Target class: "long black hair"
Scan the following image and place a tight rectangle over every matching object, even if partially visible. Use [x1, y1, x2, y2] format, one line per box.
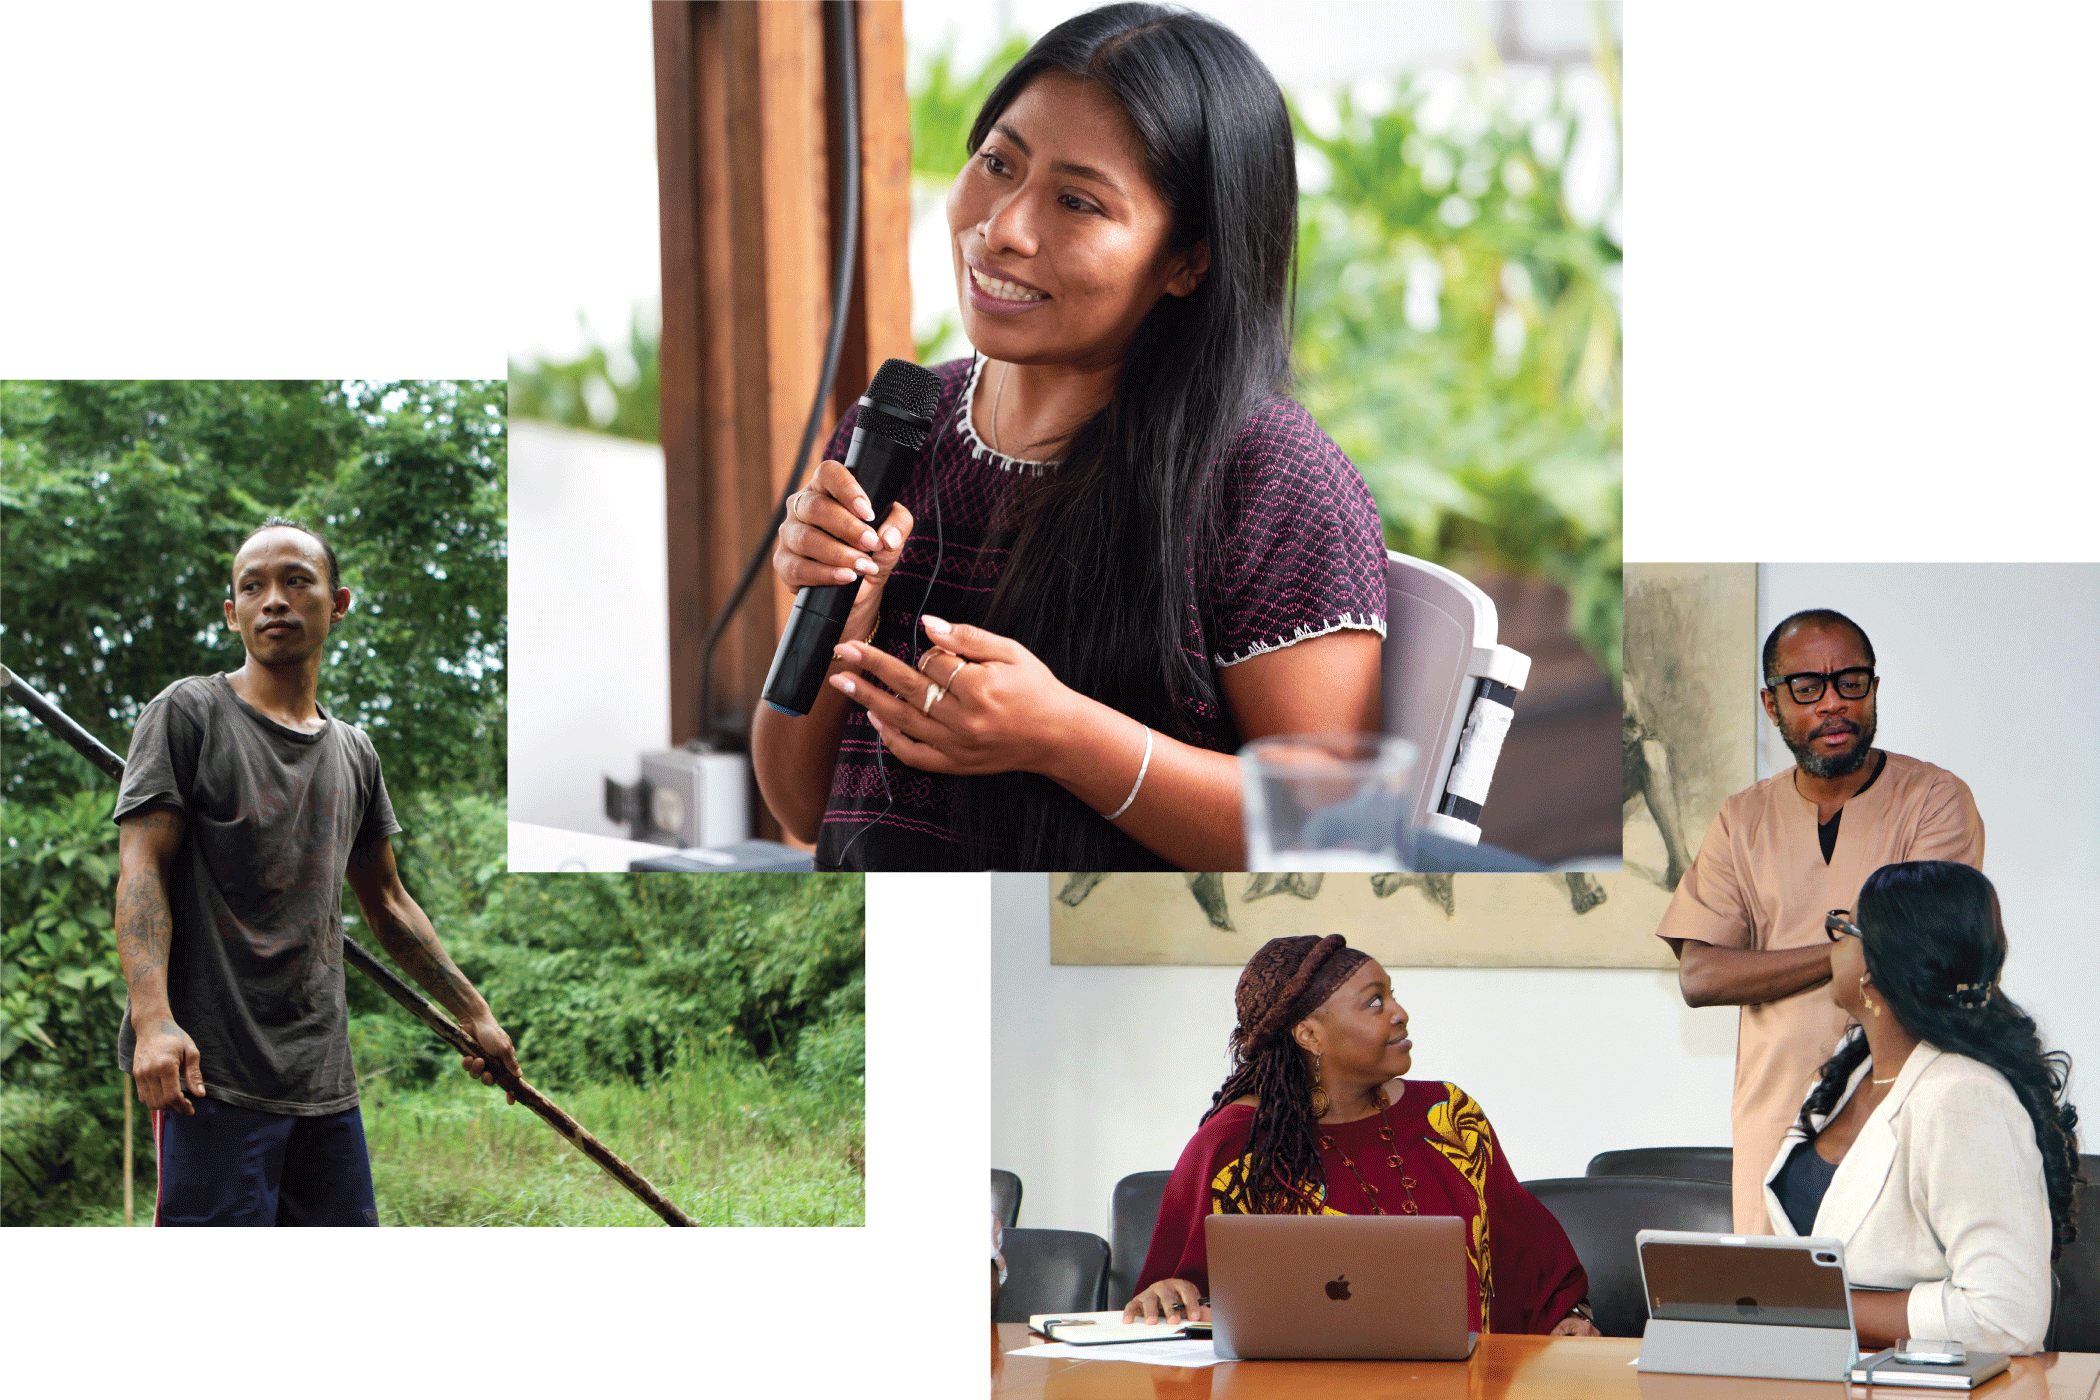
[1799, 861, 2082, 1259]
[953, 3, 1300, 869]
[1203, 1029, 1329, 1214]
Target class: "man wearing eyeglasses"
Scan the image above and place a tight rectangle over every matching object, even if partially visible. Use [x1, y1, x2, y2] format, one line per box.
[1655, 608, 1983, 1233]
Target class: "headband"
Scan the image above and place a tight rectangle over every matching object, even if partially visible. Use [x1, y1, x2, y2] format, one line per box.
[1234, 934, 1369, 1050]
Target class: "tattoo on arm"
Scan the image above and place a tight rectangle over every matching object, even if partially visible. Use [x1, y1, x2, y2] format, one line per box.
[369, 907, 477, 1015]
[115, 868, 172, 988]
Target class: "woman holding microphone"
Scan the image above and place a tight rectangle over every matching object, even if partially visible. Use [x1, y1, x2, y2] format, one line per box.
[753, 4, 1389, 871]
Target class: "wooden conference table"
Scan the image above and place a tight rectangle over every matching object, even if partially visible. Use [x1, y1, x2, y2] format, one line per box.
[993, 1326, 2100, 1400]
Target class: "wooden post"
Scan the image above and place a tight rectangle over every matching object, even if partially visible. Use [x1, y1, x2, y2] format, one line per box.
[123, 1076, 134, 1227]
[654, 1, 913, 836]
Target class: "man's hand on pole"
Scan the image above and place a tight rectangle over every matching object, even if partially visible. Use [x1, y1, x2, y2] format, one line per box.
[132, 1017, 204, 1114]
[460, 1012, 521, 1106]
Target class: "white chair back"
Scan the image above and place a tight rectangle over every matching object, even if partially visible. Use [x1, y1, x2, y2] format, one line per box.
[1383, 551, 1531, 844]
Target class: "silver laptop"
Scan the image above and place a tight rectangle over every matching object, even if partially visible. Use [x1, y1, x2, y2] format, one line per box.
[1204, 1214, 1476, 1360]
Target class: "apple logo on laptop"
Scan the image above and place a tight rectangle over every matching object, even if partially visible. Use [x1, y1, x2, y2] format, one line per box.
[1326, 1275, 1352, 1302]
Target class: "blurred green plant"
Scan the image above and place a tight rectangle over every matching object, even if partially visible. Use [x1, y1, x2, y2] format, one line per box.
[507, 310, 661, 445]
[910, 32, 1031, 185]
[1292, 66, 1621, 679]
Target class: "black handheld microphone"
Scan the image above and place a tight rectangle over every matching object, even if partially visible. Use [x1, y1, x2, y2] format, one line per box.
[761, 358, 945, 717]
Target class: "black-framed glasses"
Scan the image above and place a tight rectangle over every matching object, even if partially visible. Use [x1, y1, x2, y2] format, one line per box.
[1767, 667, 1875, 704]
[1824, 909, 1863, 942]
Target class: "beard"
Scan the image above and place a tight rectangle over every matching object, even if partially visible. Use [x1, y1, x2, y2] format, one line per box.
[1781, 711, 1877, 779]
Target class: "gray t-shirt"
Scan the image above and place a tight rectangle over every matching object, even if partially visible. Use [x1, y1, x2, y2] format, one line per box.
[113, 674, 400, 1115]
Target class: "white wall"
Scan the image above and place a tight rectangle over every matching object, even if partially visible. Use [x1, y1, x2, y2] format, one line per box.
[993, 568, 2100, 1240]
[507, 420, 672, 836]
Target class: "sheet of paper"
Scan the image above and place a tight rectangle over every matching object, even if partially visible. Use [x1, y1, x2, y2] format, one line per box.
[1009, 1338, 1229, 1368]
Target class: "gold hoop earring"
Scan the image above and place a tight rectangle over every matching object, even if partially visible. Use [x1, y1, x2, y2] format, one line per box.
[1859, 975, 1879, 1016]
[1308, 1051, 1329, 1118]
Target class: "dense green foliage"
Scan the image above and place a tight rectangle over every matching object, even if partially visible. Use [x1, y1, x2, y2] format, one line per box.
[349, 804, 867, 1096]
[1, 787, 863, 1224]
[0, 379, 508, 804]
[0, 792, 127, 1221]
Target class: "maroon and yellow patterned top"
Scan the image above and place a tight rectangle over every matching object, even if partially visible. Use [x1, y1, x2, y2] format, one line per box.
[1135, 1080, 1587, 1335]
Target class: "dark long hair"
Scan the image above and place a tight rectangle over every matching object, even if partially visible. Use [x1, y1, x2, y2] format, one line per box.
[1798, 861, 2082, 1259]
[953, 4, 1299, 869]
[1203, 1029, 1328, 1214]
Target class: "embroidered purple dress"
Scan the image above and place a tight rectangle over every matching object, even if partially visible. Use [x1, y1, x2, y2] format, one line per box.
[813, 355, 1387, 870]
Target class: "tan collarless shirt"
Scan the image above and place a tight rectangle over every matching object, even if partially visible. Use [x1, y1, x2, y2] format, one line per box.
[1654, 751, 1984, 1232]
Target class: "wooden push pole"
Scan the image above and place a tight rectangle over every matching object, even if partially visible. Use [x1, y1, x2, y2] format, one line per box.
[1, 664, 695, 1227]
[337, 937, 695, 1226]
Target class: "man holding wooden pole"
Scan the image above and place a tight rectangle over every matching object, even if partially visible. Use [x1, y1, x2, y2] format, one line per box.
[113, 518, 520, 1226]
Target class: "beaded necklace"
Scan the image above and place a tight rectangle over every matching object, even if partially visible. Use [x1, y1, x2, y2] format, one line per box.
[1317, 1087, 1421, 1215]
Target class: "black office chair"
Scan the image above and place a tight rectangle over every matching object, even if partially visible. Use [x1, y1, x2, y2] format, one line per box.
[1522, 1175, 1734, 1337]
[1106, 1169, 1172, 1309]
[991, 1168, 1023, 1231]
[1585, 1146, 1733, 1187]
[994, 1228, 1111, 1323]
[2044, 1154, 2100, 1352]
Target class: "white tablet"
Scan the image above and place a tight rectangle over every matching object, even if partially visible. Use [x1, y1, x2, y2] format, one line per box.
[1634, 1229, 1858, 1382]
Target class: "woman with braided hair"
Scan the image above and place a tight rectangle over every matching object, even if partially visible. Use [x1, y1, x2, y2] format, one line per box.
[1124, 934, 1595, 1336]
[1765, 861, 2080, 1355]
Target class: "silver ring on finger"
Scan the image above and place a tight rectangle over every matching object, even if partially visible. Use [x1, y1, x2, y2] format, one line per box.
[938, 655, 969, 688]
[921, 682, 945, 715]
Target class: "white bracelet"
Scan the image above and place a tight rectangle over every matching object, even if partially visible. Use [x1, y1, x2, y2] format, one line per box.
[1102, 724, 1153, 821]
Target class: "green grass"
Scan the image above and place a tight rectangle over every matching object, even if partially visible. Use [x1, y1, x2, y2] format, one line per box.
[66, 1053, 863, 1227]
[359, 1053, 864, 1227]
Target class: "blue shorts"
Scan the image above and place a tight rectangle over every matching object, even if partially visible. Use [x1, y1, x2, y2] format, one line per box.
[153, 1096, 378, 1227]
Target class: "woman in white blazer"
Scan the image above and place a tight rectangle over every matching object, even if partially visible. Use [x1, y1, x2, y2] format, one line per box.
[1763, 861, 2080, 1355]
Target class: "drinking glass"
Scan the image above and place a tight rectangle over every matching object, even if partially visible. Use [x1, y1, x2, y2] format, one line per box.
[1239, 733, 1417, 871]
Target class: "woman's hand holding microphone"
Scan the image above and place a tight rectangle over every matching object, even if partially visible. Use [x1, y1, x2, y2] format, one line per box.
[777, 458, 1089, 781]
[771, 457, 913, 638]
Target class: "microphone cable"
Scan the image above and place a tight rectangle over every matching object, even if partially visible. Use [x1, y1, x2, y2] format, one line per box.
[695, 0, 860, 751]
[831, 394, 951, 871]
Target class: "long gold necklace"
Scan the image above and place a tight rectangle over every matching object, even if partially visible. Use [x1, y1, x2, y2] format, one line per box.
[1318, 1087, 1420, 1215]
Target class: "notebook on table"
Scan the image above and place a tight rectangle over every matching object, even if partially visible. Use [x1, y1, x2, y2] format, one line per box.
[1026, 1311, 1208, 1345]
[1849, 1347, 2012, 1390]
[1204, 1213, 1475, 1361]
